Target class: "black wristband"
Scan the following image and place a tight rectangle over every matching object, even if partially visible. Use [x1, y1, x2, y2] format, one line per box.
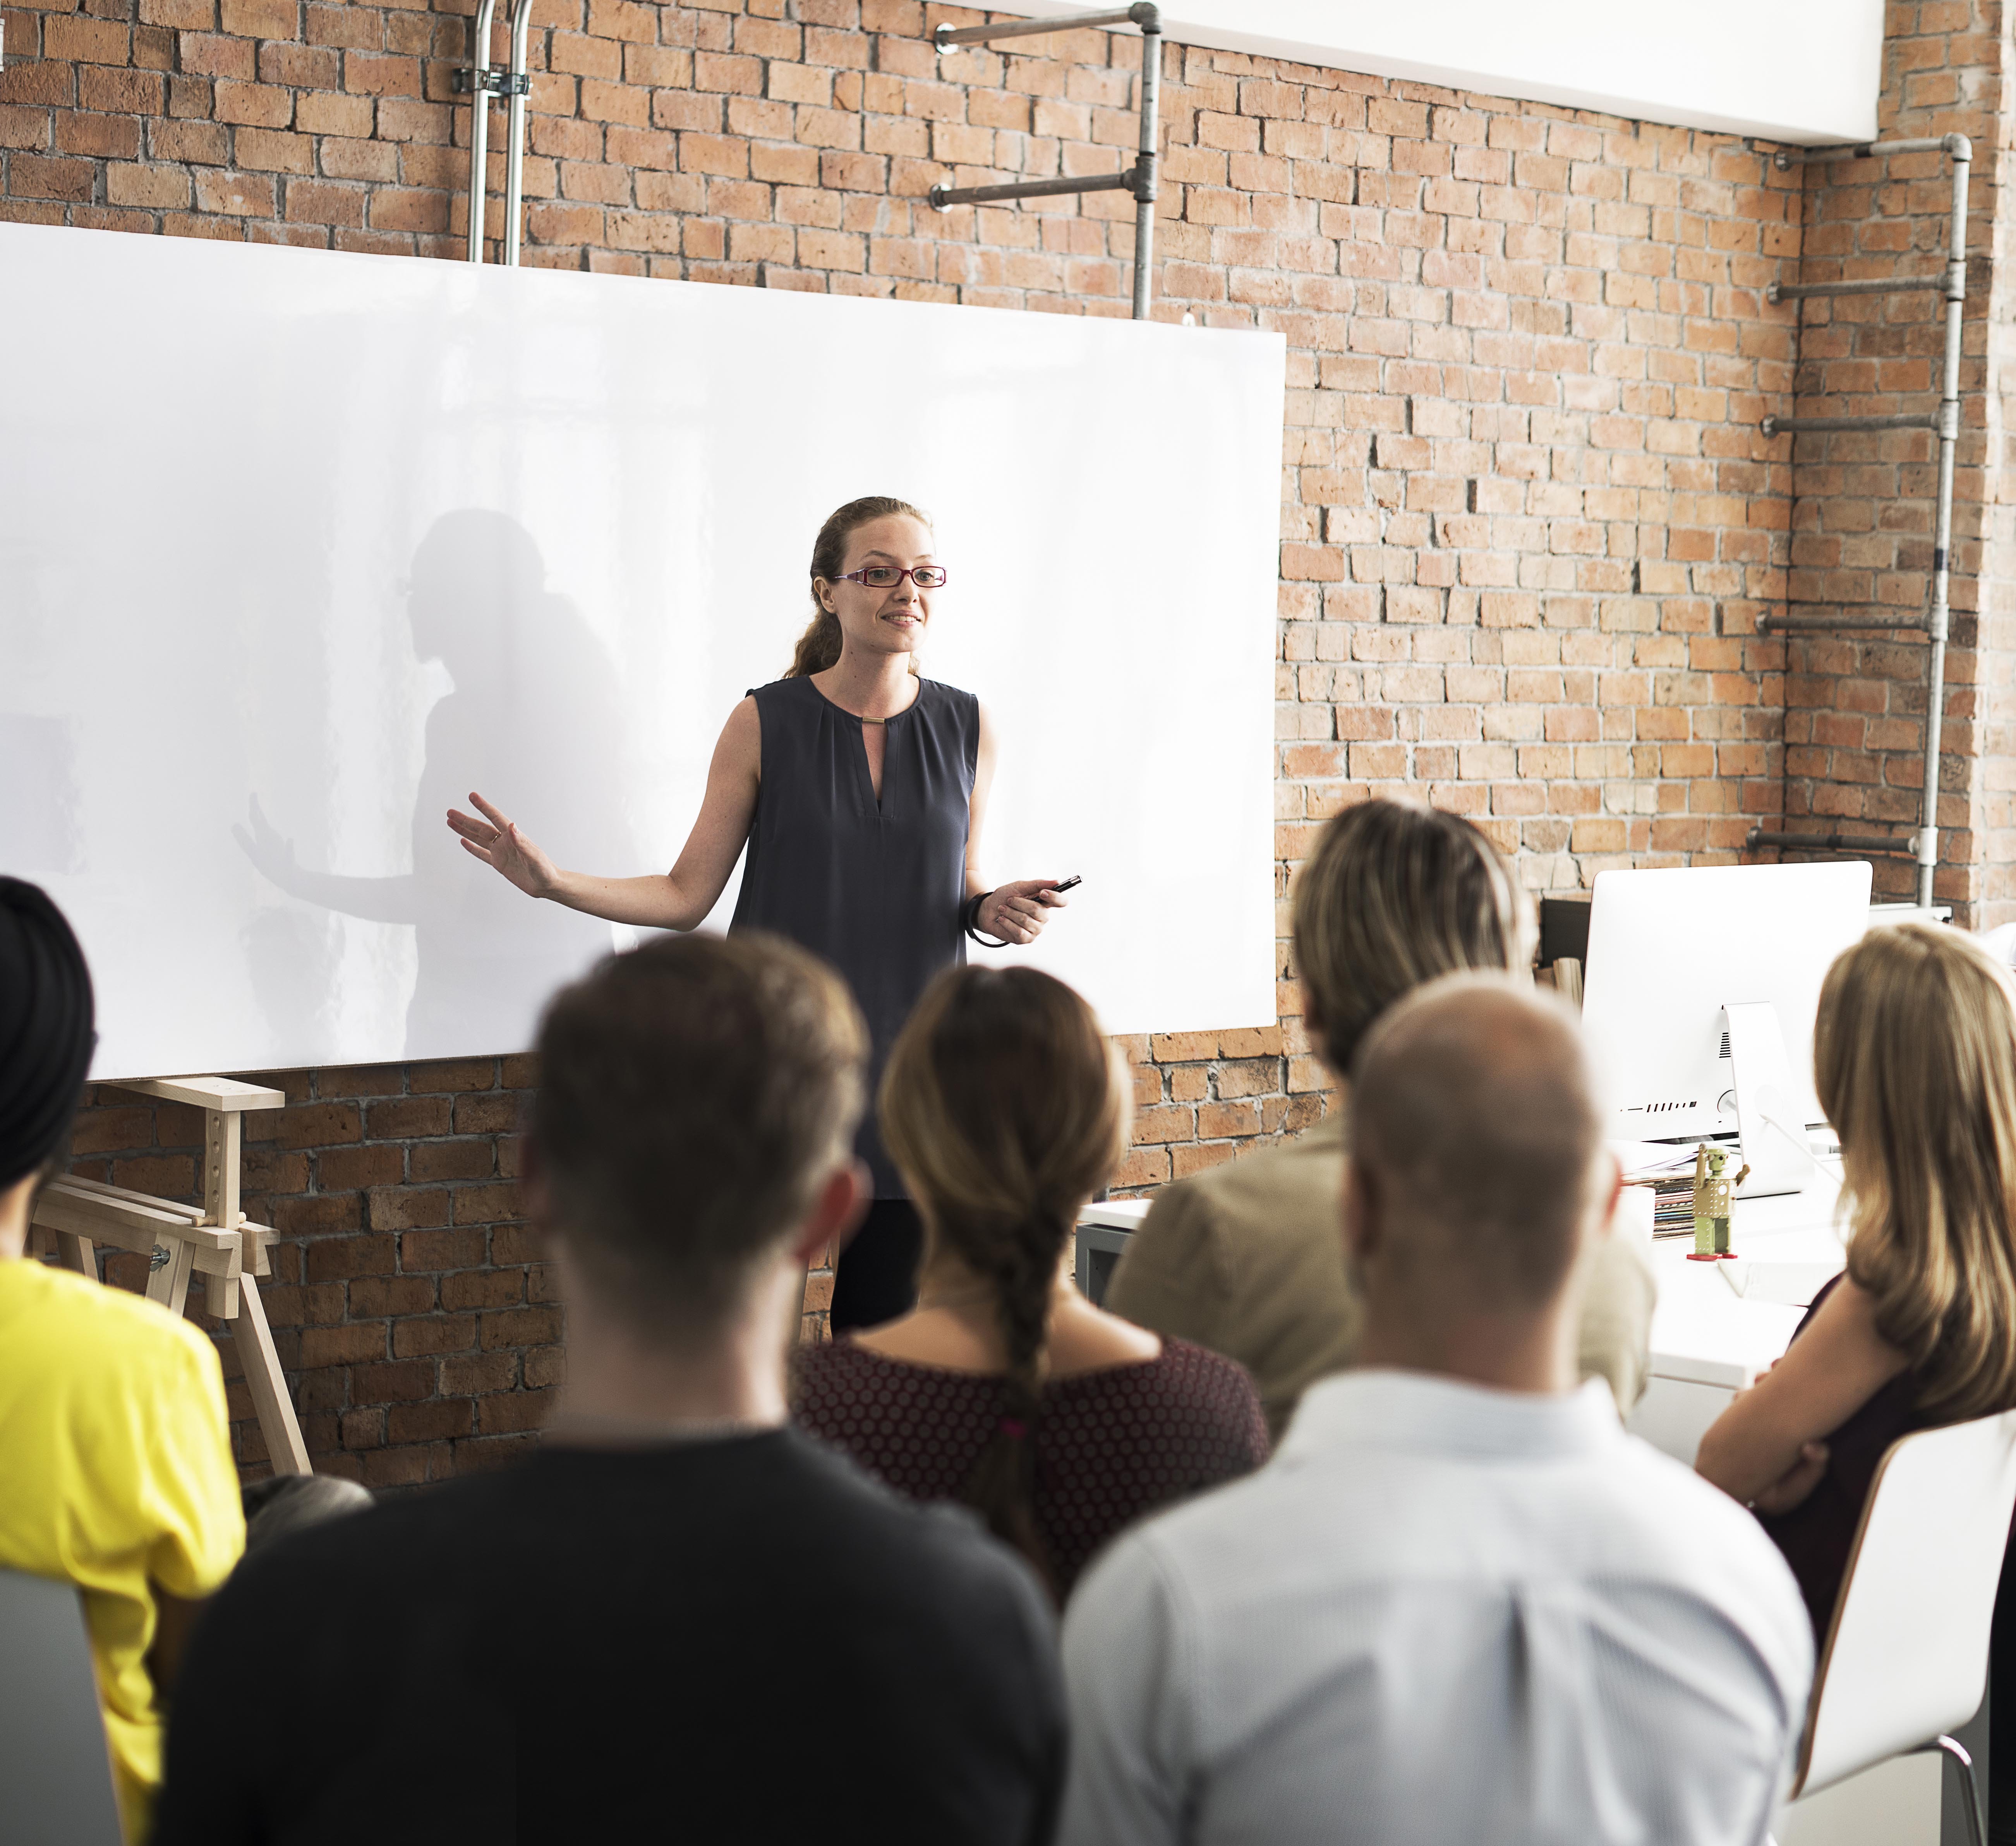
[963, 890, 1011, 948]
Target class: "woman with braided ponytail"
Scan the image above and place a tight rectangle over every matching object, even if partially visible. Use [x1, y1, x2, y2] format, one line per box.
[794, 965, 1268, 1599]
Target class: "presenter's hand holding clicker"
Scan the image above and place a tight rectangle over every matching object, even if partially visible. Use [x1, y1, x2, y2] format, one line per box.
[974, 880, 1070, 947]
[448, 793, 562, 899]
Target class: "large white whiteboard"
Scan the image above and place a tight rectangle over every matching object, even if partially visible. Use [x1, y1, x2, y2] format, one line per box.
[0, 222, 1282, 1078]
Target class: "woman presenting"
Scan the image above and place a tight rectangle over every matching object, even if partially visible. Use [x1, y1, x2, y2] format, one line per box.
[446, 495, 1068, 1331]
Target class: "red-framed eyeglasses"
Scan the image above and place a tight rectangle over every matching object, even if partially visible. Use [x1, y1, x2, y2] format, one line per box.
[839, 566, 949, 590]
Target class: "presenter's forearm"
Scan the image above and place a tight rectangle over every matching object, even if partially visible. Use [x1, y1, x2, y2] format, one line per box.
[545, 869, 710, 932]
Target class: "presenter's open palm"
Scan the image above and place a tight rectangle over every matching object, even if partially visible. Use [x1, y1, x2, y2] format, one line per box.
[447, 792, 559, 899]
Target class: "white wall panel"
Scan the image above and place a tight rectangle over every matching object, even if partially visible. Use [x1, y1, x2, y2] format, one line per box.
[987, 1, 1884, 146]
[0, 223, 1283, 1076]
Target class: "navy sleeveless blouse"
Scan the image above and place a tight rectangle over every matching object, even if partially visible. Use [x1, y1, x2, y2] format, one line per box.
[730, 675, 979, 1196]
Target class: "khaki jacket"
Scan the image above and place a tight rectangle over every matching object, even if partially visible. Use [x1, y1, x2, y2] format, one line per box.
[1104, 1115, 1657, 1445]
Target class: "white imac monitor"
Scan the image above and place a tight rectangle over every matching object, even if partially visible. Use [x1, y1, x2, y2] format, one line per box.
[1580, 861, 1873, 1194]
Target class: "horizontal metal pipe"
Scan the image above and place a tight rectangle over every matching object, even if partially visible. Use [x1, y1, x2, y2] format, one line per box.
[1773, 134, 1971, 164]
[930, 168, 1136, 209]
[1759, 610, 1927, 632]
[1768, 275, 1943, 301]
[1747, 828, 1919, 857]
[1761, 411, 1938, 435]
[936, 6, 1150, 48]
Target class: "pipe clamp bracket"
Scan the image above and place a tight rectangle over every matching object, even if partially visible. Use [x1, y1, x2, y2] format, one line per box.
[455, 64, 522, 95]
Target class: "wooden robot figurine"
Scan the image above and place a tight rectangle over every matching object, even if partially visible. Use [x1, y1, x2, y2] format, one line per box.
[1687, 1143, 1750, 1262]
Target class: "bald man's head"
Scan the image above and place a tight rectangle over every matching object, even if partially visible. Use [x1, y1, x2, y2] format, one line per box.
[1347, 974, 1605, 1314]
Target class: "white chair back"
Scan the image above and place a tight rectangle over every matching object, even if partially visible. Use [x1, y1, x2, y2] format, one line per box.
[0, 1568, 125, 1845]
[1797, 1407, 2016, 1798]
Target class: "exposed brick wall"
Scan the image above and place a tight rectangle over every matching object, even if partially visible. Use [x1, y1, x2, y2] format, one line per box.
[64, 1061, 552, 1484]
[9, 0, 2003, 1477]
[1769, 0, 2004, 914]
[56, 1033, 1304, 1481]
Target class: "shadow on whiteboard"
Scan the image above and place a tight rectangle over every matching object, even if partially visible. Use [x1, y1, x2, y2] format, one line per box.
[232, 510, 632, 1060]
[0, 714, 83, 876]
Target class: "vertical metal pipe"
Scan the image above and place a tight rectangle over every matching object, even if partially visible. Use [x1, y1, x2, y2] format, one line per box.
[465, 0, 498, 262]
[502, 0, 534, 267]
[1130, 23, 1160, 320]
[1917, 136, 1971, 907]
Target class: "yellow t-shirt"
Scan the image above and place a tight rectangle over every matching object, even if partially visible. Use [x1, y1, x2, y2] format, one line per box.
[0, 1258, 245, 1843]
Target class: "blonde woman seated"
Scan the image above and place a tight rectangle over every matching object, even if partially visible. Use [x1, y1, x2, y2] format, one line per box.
[793, 967, 1269, 1601]
[1104, 800, 1656, 1441]
[1697, 924, 2016, 1639]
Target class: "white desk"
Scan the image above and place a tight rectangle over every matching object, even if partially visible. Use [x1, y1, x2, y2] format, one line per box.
[1079, 1174, 1850, 1469]
[1627, 1172, 1848, 1464]
[1075, 1199, 1152, 1306]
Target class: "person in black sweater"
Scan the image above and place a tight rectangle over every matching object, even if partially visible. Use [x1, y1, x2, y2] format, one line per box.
[153, 932, 1065, 1846]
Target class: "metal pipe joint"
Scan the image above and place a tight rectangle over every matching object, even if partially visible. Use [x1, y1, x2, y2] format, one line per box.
[924, 3, 1162, 319]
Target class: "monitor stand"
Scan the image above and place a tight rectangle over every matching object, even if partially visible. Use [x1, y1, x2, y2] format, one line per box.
[1722, 1002, 1814, 1199]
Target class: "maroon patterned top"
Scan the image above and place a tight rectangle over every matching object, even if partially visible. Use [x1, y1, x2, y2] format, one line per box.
[793, 1337, 1270, 1595]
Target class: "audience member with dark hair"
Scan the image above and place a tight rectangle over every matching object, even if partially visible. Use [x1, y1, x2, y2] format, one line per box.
[155, 934, 1066, 1846]
[1105, 799, 1654, 1439]
[0, 878, 246, 1844]
[1060, 976, 1812, 1845]
[794, 965, 1268, 1599]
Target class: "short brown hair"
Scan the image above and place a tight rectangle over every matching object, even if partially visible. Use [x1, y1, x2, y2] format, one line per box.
[1820, 925, 2016, 1421]
[1291, 799, 1530, 1072]
[880, 965, 1128, 1597]
[1349, 974, 1601, 1310]
[530, 932, 867, 1337]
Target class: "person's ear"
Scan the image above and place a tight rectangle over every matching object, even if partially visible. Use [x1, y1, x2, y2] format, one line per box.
[518, 1140, 554, 1245]
[786, 1160, 870, 1271]
[1590, 1151, 1623, 1245]
[1302, 998, 1329, 1075]
[1342, 1157, 1380, 1268]
[813, 579, 838, 617]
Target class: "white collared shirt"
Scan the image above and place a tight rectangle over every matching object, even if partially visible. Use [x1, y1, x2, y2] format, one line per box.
[1060, 1371, 1813, 1846]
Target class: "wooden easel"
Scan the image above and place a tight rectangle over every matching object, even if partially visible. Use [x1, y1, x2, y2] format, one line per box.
[30, 1076, 311, 1474]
